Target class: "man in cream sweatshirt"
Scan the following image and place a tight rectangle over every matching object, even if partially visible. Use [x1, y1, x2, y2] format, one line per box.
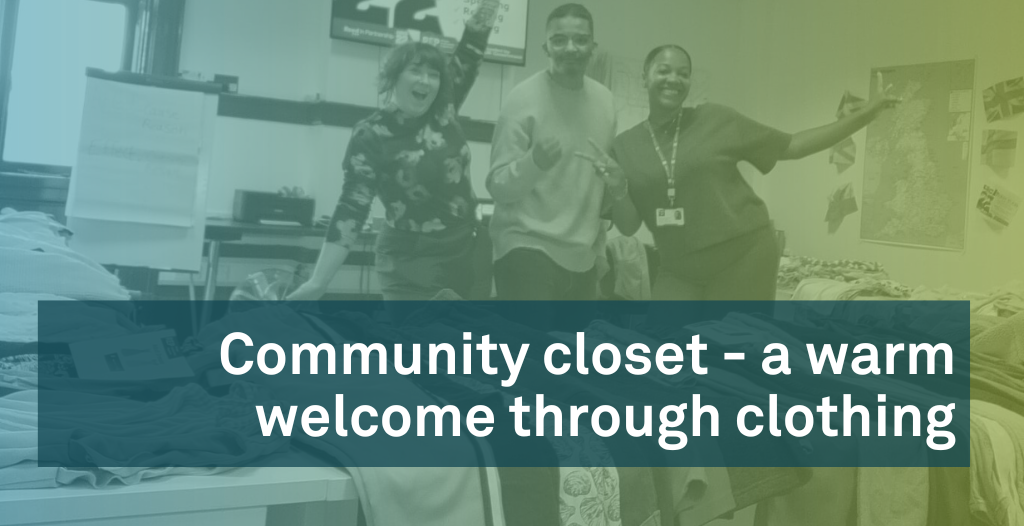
[486, 3, 617, 301]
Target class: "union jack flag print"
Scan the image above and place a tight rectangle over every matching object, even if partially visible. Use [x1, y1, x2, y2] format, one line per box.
[983, 77, 1024, 123]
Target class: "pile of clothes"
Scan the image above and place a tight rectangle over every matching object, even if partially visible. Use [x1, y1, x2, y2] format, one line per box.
[0, 209, 133, 395]
[0, 385, 276, 490]
[790, 277, 913, 301]
[0, 209, 276, 492]
[0, 208, 130, 301]
[969, 312, 1024, 525]
[914, 281, 1024, 318]
[777, 256, 889, 292]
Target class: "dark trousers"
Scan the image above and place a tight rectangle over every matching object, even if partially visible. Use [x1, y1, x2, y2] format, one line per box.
[493, 248, 598, 333]
[494, 248, 597, 301]
[654, 225, 781, 301]
[375, 223, 477, 301]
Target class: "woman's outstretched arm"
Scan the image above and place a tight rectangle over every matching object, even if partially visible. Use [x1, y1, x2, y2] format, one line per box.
[782, 74, 900, 160]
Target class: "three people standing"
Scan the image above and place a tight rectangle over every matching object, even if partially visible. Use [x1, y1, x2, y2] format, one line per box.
[294, 2, 898, 304]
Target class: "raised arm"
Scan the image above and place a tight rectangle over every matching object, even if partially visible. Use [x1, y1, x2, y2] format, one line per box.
[287, 126, 380, 300]
[448, 0, 500, 113]
[781, 76, 900, 160]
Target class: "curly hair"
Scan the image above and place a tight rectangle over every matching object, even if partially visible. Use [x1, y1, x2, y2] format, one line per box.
[379, 42, 453, 116]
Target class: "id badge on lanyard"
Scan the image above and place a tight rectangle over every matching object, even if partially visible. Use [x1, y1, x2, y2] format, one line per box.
[656, 206, 685, 227]
[647, 113, 685, 228]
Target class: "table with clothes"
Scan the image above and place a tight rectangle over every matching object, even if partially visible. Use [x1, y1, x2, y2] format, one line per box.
[4, 205, 1024, 526]
[0, 295, 280, 492]
[8, 297, 1023, 526]
[1, 297, 812, 526]
[0, 209, 356, 526]
[0, 305, 495, 526]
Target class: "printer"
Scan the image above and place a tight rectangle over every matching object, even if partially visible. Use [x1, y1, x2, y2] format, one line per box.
[233, 190, 316, 226]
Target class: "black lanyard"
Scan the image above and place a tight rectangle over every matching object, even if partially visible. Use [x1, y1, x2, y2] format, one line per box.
[645, 111, 682, 207]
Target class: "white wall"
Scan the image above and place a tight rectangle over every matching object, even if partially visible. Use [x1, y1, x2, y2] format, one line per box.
[724, 0, 1023, 292]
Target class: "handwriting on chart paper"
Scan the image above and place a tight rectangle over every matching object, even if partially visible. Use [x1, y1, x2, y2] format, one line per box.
[68, 77, 205, 227]
[141, 107, 189, 136]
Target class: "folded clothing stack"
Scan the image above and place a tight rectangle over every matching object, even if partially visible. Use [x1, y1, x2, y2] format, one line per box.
[0, 209, 129, 300]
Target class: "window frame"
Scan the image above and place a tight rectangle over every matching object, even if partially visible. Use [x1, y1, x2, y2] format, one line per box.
[0, 0, 183, 177]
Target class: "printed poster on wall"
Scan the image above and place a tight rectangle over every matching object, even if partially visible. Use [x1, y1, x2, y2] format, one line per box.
[861, 60, 975, 250]
[981, 130, 1017, 168]
[976, 184, 1020, 227]
[330, 0, 529, 65]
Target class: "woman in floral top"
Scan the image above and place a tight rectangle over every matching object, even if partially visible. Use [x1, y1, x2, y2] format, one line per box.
[289, 0, 499, 301]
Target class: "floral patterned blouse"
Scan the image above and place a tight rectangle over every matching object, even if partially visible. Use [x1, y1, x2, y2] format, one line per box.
[326, 28, 490, 246]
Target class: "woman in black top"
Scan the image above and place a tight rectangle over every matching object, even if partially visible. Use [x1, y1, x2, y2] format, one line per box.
[288, 0, 500, 301]
[579, 45, 899, 300]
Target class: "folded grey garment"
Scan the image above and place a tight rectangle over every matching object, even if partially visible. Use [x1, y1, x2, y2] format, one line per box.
[55, 466, 237, 488]
[0, 464, 237, 491]
[0, 461, 59, 490]
[0, 369, 38, 392]
[0, 431, 36, 471]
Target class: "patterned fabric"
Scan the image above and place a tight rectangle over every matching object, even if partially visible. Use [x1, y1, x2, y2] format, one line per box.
[776, 256, 888, 291]
[550, 426, 622, 526]
[559, 465, 622, 526]
[983, 77, 1024, 123]
[326, 27, 490, 246]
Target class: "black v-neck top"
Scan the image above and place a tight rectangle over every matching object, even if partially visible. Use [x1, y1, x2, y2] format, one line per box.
[612, 104, 792, 258]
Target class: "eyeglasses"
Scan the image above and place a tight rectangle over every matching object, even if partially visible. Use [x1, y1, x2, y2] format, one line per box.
[547, 34, 593, 49]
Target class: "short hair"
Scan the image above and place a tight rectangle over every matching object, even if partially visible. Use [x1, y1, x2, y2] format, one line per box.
[643, 45, 693, 76]
[378, 42, 453, 115]
[546, 3, 594, 35]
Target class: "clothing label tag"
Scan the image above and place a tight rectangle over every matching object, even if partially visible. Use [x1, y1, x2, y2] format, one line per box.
[69, 329, 193, 381]
[656, 207, 685, 227]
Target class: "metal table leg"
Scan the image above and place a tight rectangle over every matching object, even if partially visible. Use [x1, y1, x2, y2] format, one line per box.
[201, 240, 221, 327]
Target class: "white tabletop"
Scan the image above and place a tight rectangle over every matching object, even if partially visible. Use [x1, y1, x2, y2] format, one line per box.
[0, 463, 355, 525]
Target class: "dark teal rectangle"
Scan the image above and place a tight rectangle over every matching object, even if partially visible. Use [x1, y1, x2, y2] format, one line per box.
[36, 300, 969, 468]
